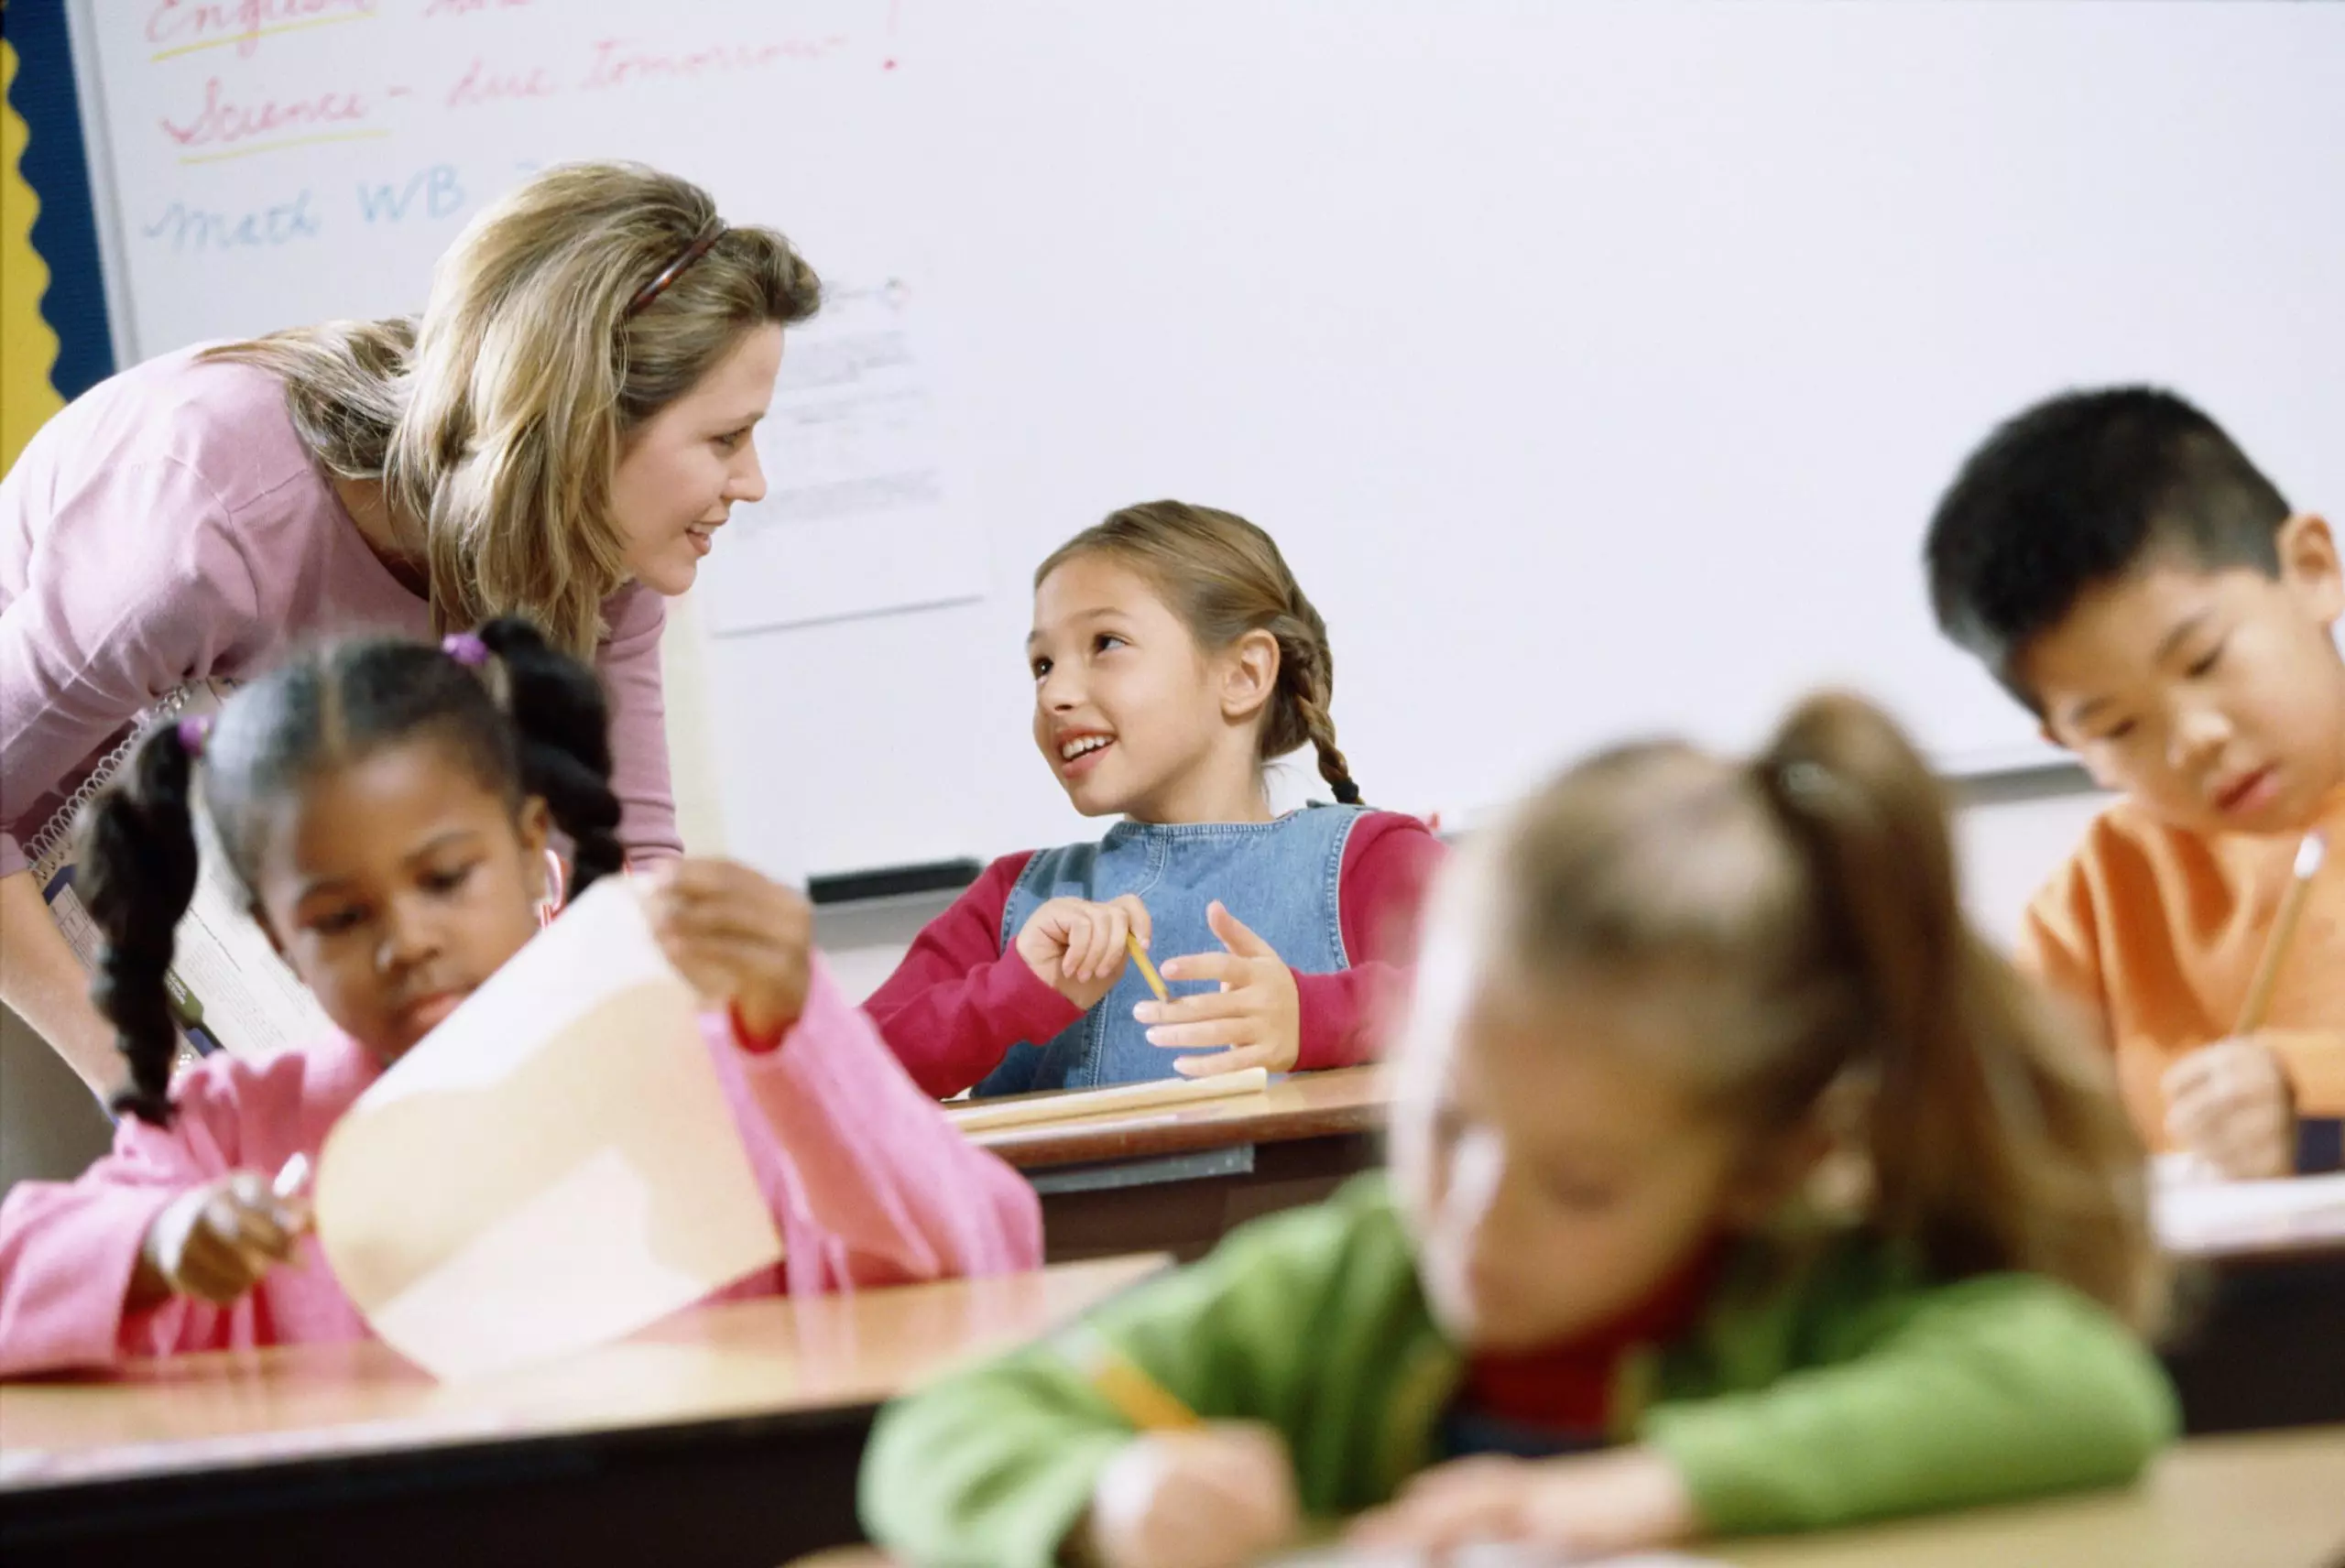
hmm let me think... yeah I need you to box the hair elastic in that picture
[442,631,491,668]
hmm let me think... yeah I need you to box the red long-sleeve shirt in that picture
[866,811,1446,1098]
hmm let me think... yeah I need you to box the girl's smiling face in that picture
[247,736,551,1066]
[1027,552,1278,824]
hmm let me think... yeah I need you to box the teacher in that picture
[0,160,820,1095]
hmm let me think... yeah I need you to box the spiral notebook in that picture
[26,681,336,1064]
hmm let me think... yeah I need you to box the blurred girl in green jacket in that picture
[863,691,2175,1568]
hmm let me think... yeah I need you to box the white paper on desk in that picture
[2154,1171,2345,1253]
[312,878,784,1382]
[1265,1549,1724,1566]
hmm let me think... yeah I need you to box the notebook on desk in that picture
[943,1067,1273,1134]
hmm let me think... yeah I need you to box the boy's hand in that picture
[133,1172,309,1309]
[1347,1445,1696,1556]
[1077,1424,1300,1568]
[2164,1037,2296,1180]
[642,859,813,1043]
[1016,895,1153,1010]
[1139,902,1302,1077]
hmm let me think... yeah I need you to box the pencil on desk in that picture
[1080,1337,1201,1430]
[1126,931,1170,1004]
[2235,831,2326,1035]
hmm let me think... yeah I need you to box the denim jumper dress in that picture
[977,805,1369,1096]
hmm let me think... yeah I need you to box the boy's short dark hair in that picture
[1925,387,2291,707]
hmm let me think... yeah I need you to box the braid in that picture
[1273,594,1363,806]
[1293,684,1361,806]
[80,724,204,1126]
[474,616,625,894]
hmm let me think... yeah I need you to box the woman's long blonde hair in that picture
[208,161,821,657]
[1453,691,2165,1332]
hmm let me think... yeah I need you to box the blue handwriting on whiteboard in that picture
[355,165,466,223]
[142,191,322,252]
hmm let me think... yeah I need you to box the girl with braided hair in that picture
[0,620,1037,1375]
[868,501,1445,1097]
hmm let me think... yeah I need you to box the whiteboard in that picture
[71,1,2345,880]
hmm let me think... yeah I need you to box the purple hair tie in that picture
[175,714,213,757]
[442,631,491,668]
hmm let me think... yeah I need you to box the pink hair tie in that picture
[175,714,213,757]
[442,632,491,668]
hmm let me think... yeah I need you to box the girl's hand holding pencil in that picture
[1016,894,1157,1009]
[1072,1337,1301,1568]
[1079,1422,1301,1568]
[128,1155,313,1310]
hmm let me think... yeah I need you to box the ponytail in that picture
[474,616,625,895]
[80,724,205,1127]
[1757,693,2164,1331]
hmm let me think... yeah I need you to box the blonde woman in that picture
[0,161,820,1097]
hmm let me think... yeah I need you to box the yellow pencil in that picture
[2235,831,2327,1035]
[1126,931,1171,1004]
[1081,1337,1201,1430]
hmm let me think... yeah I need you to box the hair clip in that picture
[175,714,213,757]
[625,223,726,319]
[442,631,491,668]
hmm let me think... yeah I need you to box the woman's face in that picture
[609,323,785,595]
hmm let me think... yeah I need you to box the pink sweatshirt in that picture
[0,958,1042,1377]
[0,345,682,877]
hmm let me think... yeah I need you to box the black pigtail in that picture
[79,724,205,1127]
[474,616,627,896]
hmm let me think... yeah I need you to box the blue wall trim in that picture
[7,0,118,396]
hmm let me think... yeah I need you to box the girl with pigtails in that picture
[867,502,1446,1097]
[0,621,1039,1377]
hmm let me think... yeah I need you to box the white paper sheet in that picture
[1267,1550,1724,1566]
[701,269,987,635]
[313,879,785,1381]
[2154,1169,2345,1255]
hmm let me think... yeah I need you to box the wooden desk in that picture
[791,1426,2345,1568]
[968,1066,1390,1265]
[2159,1241,2345,1435]
[1720,1425,2345,1568]
[0,1253,1168,1568]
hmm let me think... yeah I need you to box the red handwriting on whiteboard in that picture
[580,37,849,92]
[423,0,534,16]
[160,76,370,150]
[446,56,558,109]
[146,0,377,60]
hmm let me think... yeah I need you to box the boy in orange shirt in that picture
[1927,388,2345,1179]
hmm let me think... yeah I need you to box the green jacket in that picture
[861,1178,2176,1568]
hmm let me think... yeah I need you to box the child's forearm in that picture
[0,1181,181,1376]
